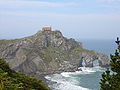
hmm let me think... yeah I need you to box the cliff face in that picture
[0,30,109,75]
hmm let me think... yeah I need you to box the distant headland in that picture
[0,27,109,77]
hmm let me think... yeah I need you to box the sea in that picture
[45,39,116,90]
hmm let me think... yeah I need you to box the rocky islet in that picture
[0,28,109,77]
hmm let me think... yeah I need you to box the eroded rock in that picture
[0,30,109,76]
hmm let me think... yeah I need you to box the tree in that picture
[0,59,50,90]
[100,37,120,90]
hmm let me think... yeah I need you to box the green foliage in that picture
[0,40,15,46]
[0,59,50,90]
[70,48,95,58]
[100,37,120,90]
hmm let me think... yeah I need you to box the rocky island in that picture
[0,27,109,78]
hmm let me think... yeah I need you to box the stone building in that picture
[42,26,52,31]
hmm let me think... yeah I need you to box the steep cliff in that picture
[0,30,109,76]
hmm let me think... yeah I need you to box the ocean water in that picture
[45,67,106,90]
[79,39,116,55]
[45,40,116,90]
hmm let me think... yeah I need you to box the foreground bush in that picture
[0,58,50,90]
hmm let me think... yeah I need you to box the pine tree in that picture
[0,59,50,90]
[100,37,120,90]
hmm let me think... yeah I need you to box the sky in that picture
[0,0,120,40]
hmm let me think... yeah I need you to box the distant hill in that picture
[0,29,109,77]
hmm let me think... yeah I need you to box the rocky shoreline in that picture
[37,68,82,90]
[35,67,81,76]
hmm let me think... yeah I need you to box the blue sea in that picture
[45,39,116,90]
[80,39,115,55]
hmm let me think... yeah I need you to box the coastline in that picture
[38,66,106,90]
[35,67,82,90]
[37,74,58,90]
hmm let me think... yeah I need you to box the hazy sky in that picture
[0,0,120,40]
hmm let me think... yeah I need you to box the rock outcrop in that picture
[0,30,109,76]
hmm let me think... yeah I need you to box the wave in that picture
[45,66,105,90]
[80,66,106,72]
[52,81,90,90]
[61,66,104,77]
[45,74,90,90]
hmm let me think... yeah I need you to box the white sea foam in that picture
[79,66,106,73]
[53,81,90,90]
[61,67,96,77]
[61,72,72,77]
[80,67,96,73]
[45,74,90,90]
[45,66,105,90]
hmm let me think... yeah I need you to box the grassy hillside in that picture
[0,59,50,90]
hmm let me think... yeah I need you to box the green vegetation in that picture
[0,58,50,90]
[70,48,95,57]
[0,40,13,46]
[0,39,18,46]
[100,37,120,90]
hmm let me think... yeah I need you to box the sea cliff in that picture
[0,29,109,77]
